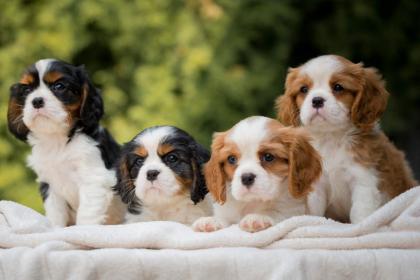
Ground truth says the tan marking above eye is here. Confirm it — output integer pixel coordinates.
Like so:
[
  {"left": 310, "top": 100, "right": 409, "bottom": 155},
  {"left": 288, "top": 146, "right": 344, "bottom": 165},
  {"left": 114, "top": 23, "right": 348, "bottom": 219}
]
[
  {"left": 19, "top": 73, "right": 35, "bottom": 85},
  {"left": 135, "top": 145, "right": 148, "bottom": 158},
  {"left": 44, "top": 71, "right": 64, "bottom": 83},
  {"left": 158, "top": 143, "right": 175, "bottom": 156}
]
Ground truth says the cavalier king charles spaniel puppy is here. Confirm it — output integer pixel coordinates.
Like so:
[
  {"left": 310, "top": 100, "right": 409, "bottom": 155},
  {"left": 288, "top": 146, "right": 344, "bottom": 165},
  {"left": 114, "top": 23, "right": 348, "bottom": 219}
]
[
  {"left": 193, "top": 116, "right": 322, "bottom": 233},
  {"left": 113, "top": 126, "right": 212, "bottom": 224},
  {"left": 7, "top": 59, "right": 125, "bottom": 227},
  {"left": 276, "top": 55, "right": 417, "bottom": 223}
]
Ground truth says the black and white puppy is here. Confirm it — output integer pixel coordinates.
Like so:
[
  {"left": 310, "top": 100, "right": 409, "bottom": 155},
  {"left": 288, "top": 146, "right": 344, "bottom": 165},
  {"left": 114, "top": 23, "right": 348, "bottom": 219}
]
[
  {"left": 7, "top": 59, "right": 125, "bottom": 227},
  {"left": 114, "top": 126, "right": 212, "bottom": 224}
]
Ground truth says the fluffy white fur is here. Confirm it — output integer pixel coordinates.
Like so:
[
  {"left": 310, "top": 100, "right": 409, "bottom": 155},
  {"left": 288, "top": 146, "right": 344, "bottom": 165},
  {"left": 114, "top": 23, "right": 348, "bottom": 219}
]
[{"left": 193, "top": 117, "right": 306, "bottom": 233}]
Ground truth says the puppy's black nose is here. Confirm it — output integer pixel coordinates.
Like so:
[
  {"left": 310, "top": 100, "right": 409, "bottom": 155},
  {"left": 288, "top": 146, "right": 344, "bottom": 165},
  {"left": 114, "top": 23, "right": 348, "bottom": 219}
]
[
  {"left": 312, "top": 97, "right": 325, "bottom": 109},
  {"left": 241, "top": 173, "right": 256, "bottom": 187},
  {"left": 146, "top": 170, "right": 160, "bottom": 181},
  {"left": 32, "top": 97, "right": 45, "bottom": 109}
]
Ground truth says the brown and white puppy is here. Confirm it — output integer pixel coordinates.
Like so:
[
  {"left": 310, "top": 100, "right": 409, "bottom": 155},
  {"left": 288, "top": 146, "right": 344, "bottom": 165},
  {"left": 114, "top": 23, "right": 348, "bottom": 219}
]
[
  {"left": 276, "top": 55, "right": 417, "bottom": 223},
  {"left": 114, "top": 126, "right": 212, "bottom": 225},
  {"left": 7, "top": 59, "right": 125, "bottom": 227},
  {"left": 193, "top": 116, "right": 321, "bottom": 233}
]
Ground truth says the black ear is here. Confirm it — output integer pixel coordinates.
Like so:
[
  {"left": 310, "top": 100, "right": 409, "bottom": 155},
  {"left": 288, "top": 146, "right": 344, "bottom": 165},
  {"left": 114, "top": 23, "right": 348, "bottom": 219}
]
[
  {"left": 7, "top": 84, "right": 29, "bottom": 141},
  {"left": 189, "top": 142, "right": 210, "bottom": 204},
  {"left": 77, "top": 66, "right": 104, "bottom": 134},
  {"left": 112, "top": 148, "right": 142, "bottom": 214}
]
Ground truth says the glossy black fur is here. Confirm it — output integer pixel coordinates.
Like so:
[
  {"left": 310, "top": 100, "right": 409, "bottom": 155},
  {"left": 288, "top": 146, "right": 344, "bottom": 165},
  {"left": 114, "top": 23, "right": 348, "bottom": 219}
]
[
  {"left": 113, "top": 141, "right": 143, "bottom": 214},
  {"left": 113, "top": 126, "right": 210, "bottom": 214},
  {"left": 7, "top": 60, "right": 120, "bottom": 169}
]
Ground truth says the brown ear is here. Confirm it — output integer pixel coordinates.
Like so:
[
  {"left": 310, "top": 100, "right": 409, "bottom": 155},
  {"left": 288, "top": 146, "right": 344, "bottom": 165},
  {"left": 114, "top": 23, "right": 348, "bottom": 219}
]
[
  {"left": 276, "top": 68, "right": 301, "bottom": 126},
  {"left": 204, "top": 132, "right": 227, "bottom": 204},
  {"left": 285, "top": 129, "right": 322, "bottom": 198},
  {"left": 351, "top": 66, "right": 389, "bottom": 131}
]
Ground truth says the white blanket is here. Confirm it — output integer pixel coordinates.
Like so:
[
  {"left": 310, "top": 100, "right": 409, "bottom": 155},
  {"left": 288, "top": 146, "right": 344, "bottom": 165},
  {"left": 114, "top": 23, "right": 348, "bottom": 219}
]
[{"left": 1, "top": 187, "right": 420, "bottom": 279}]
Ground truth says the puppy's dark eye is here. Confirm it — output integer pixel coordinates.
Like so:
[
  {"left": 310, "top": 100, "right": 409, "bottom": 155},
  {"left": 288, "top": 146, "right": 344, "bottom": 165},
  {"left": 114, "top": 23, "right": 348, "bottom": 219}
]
[
  {"left": 51, "top": 82, "right": 66, "bottom": 92},
  {"left": 262, "top": 153, "right": 275, "bottom": 162},
  {"left": 333, "top": 83, "right": 344, "bottom": 93},
  {"left": 166, "top": 153, "right": 178, "bottom": 163},
  {"left": 300, "top": 86, "right": 309, "bottom": 94},
  {"left": 21, "top": 85, "right": 32, "bottom": 95},
  {"left": 227, "top": 155, "right": 237, "bottom": 165},
  {"left": 134, "top": 157, "right": 145, "bottom": 166}
]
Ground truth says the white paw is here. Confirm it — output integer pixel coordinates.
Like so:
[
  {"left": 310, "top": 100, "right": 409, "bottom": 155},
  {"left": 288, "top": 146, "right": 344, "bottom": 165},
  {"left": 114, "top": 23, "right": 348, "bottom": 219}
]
[
  {"left": 192, "top": 217, "right": 224, "bottom": 232},
  {"left": 239, "top": 214, "right": 274, "bottom": 233}
]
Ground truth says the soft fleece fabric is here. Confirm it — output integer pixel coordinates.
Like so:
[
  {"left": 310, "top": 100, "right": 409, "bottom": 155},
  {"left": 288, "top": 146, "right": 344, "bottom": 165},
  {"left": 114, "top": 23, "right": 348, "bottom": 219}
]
[{"left": 1, "top": 186, "right": 420, "bottom": 279}]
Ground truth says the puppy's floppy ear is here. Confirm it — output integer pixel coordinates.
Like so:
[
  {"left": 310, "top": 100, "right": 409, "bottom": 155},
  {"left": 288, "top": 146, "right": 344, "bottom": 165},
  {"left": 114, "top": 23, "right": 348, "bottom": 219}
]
[
  {"left": 77, "top": 65, "right": 104, "bottom": 134},
  {"left": 204, "top": 132, "right": 227, "bottom": 204},
  {"left": 281, "top": 128, "right": 322, "bottom": 198},
  {"left": 7, "top": 84, "right": 29, "bottom": 141},
  {"left": 113, "top": 147, "right": 141, "bottom": 214},
  {"left": 189, "top": 142, "right": 210, "bottom": 204},
  {"left": 276, "top": 67, "right": 301, "bottom": 126},
  {"left": 351, "top": 65, "right": 389, "bottom": 131}
]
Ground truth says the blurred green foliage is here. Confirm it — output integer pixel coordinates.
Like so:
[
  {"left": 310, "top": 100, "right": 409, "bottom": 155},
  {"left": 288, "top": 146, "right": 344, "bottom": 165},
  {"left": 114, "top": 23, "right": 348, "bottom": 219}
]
[{"left": 1, "top": 0, "right": 419, "bottom": 212}]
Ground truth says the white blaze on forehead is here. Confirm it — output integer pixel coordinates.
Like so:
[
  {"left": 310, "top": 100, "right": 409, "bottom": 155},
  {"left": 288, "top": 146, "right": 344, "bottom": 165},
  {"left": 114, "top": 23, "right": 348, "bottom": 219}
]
[
  {"left": 300, "top": 55, "right": 343, "bottom": 87},
  {"left": 134, "top": 126, "right": 175, "bottom": 156},
  {"left": 35, "top": 59, "right": 56, "bottom": 81},
  {"left": 228, "top": 116, "right": 269, "bottom": 159}
]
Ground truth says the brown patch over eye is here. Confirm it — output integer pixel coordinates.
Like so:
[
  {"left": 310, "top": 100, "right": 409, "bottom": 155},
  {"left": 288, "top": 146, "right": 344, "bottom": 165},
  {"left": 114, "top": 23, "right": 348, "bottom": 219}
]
[
  {"left": 158, "top": 143, "right": 174, "bottom": 156},
  {"left": 293, "top": 75, "right": 313, "bottom": 109},
  {"left": 219, "top": 141, "right": 240, "bottom": 181},
  {"left": 329, "top": 71, "right": 362, "bottom": 110},
  {"left": 19, "top": 73, "right": 35, "bottom": 85},
  {"left": 44, "top": 71, "right": 64, "bottom": 83},
  {"left": 258, "top": 142, "right": 289, "bottom": 177}
]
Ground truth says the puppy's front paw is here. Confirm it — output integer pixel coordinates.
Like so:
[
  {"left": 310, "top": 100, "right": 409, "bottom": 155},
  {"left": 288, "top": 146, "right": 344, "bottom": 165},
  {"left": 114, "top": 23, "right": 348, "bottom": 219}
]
[
  {"left": 239, "top": 214, "right": 273, "bottom": 233},
  {"left": 192, "top": 217, "right": 224, "bottom": 232}
]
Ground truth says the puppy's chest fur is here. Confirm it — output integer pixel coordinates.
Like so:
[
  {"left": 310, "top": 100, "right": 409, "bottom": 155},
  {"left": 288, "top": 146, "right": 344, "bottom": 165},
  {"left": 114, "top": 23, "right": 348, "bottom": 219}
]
[
  {"left": 311, "top": 132, "right": 379, "bottom": 218},
  {"left": 214, "top": 188, "right": 306, "bottom": 224},
  {"left": 27, "top": 133, "right": 115, "bottom": 210}
]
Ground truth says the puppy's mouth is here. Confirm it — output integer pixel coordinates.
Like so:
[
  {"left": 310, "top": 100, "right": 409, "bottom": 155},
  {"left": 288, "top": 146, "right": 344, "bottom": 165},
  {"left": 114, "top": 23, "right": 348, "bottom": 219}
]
[
  {"left": 145, "top": 184, "right": 162, "bottom": 193},
  {"left": 33, "top": 110, "right": 49, "bottom": 118},
  {"left": 235, "top": 186, "right": 273, "bottom": 202},
  {"left": 309, "top": 110, "right": 327, "bottom": 123}
]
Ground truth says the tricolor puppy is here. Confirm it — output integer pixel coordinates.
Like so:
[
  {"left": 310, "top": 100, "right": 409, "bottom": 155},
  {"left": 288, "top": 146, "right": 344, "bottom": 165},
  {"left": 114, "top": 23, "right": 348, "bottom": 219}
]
[
  {"left": 113, "top": 126, "right": 212, "bottom": 224},
  {"left": 193, "top": 116, "right": 322, "bottom": 233},
  {"left": 276, "top": 55, "right": 417, "bottom": 223},
  {"left": 7, "top": 59, "right": 125, "bottom": 227}
]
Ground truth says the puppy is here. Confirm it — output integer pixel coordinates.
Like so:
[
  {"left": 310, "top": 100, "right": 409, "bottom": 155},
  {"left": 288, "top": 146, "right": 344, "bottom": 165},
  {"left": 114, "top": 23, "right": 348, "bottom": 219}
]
[
  {"left": 276, "top": 55, "right": 417, "bottom": 223},
  {"left": 113, "top": 126, "right": 212, "bottom": 224},
  {"left": 193, "top": 116, "right": 322, "bottom": 233},
  {"left": 7, "top": 59, "right": 125, "bottom": 227}
]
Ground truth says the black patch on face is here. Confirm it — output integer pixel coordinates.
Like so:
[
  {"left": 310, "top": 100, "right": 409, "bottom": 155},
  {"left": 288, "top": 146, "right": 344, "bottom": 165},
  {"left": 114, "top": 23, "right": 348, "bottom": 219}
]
[
  {"left": 159, "top": 127, "right": 210, "bottom": 204},
  {"left": 39, "top": 182, "right": 49, "bottom": 202},
  {"left": 44, "top": 61, "right": 85, "bottom": 105}
]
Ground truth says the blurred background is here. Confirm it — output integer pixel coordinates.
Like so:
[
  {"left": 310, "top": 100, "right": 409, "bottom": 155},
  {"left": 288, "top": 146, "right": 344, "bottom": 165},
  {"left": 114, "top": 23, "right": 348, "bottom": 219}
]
[{"left": 0, "top": 0, "right": 419, "bottom": 212}]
